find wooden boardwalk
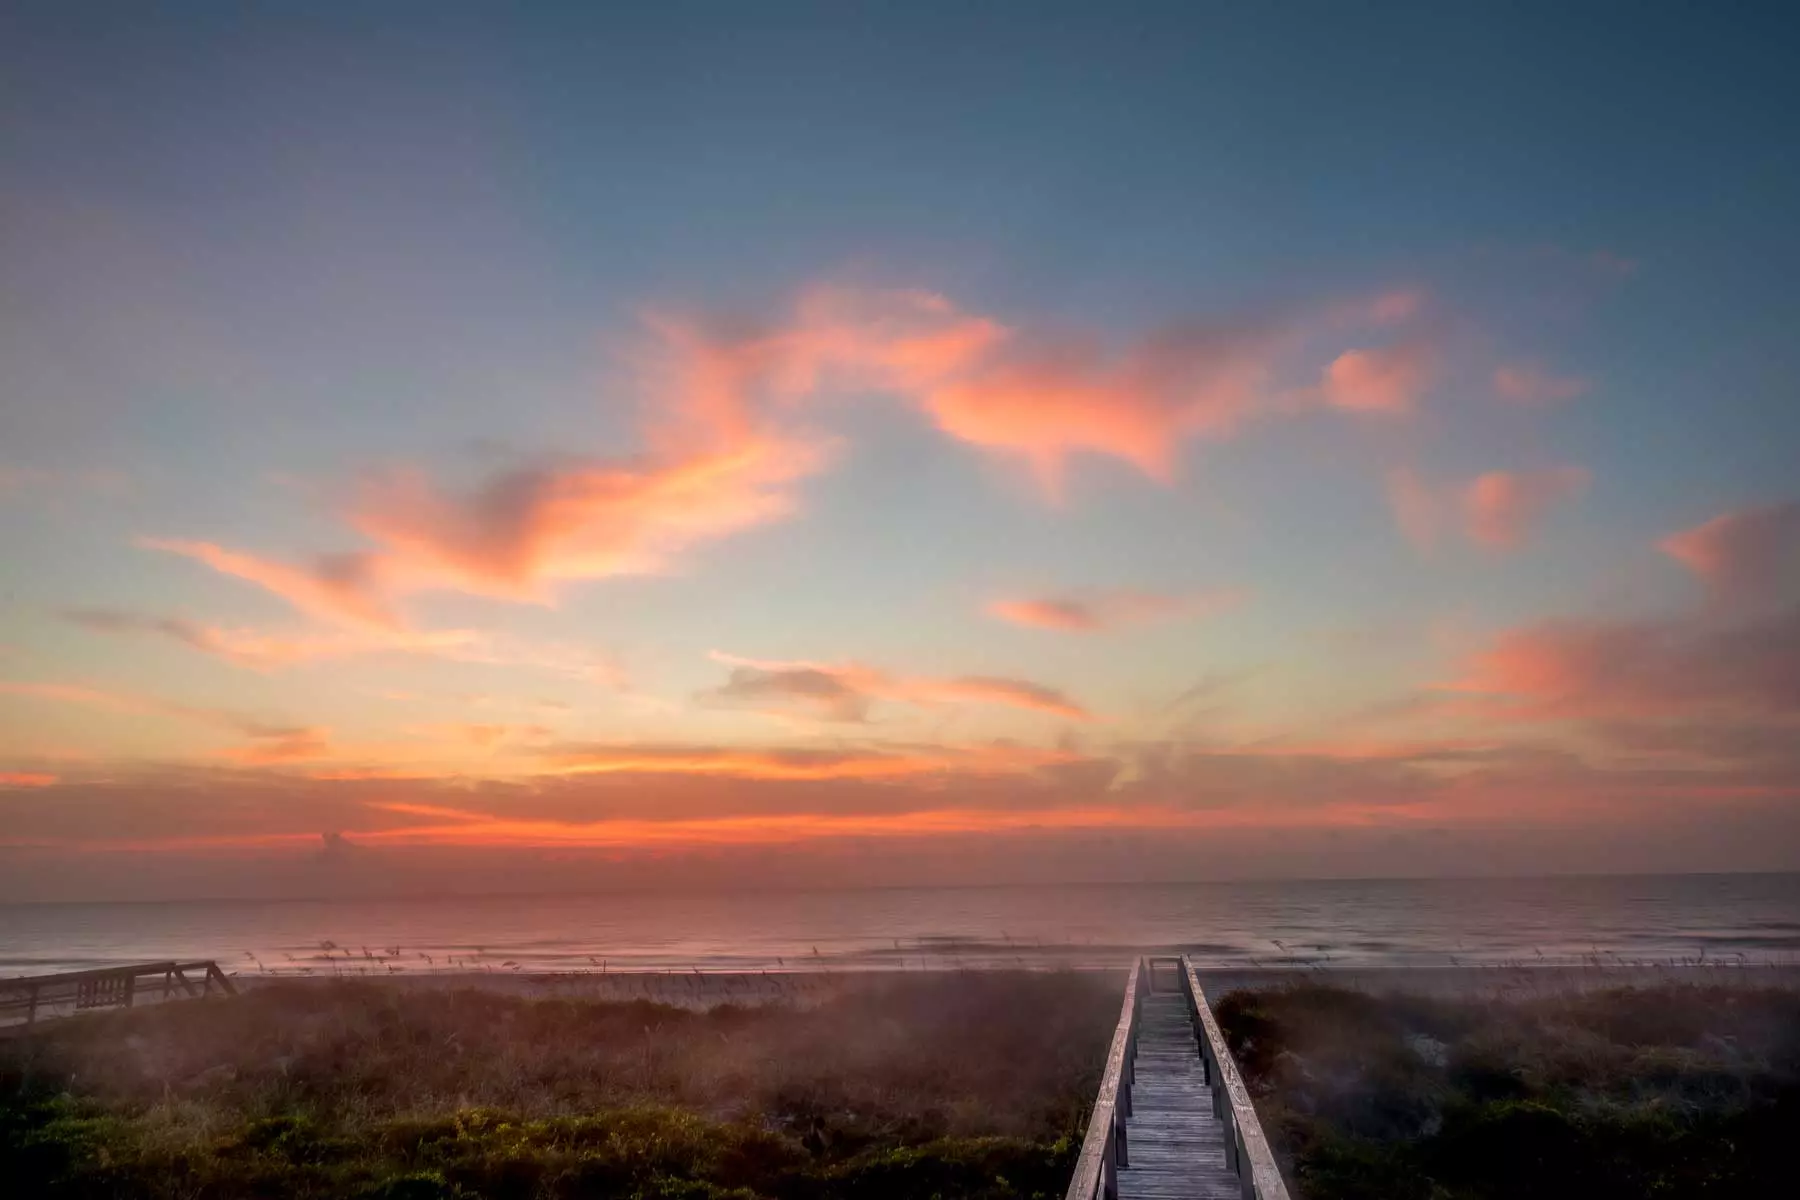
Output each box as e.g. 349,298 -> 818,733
1,961 -> 235,1031
1067,957 -> 1289,1200
1118,987 -> 1238,1199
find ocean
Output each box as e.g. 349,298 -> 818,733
4,873 -> 1798,979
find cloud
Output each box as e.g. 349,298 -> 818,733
917,323 -> 1285,496
703,653 -> 1093,722
415,723 -> 555,748
986,588 -> 1242,633
0,771 -> 58,788
1660,501 -> 1800,602
0,678 -> 326,757
1384,466 -> 1588,552
217,727 -> 332,764
144,279 -> 1439,637
534,740 -> 1081,781
1319,343 -> 1432,413
1493,362 -> 1588,404
1462,467 -> 1589,549
1445,605 -> 1800,722
61,606 -> 627,684
140,539 -> 398,630
1386,468 -> 1443,550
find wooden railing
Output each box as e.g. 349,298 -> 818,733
0,961 -> 237,1028
1065,958 -> 1145,1200
1066,956 -> 1290,1200
1183,956 -> 1290,1200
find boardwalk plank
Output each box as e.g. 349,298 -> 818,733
1117,992 -> 1239,1200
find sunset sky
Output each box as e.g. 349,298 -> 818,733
3,4 -> 1798,899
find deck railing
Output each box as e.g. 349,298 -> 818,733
1066,956 -> 1290,1200
0,961 -> 237,1029
1065,957 -> 1145,1200
1181,956 -> 1290,1200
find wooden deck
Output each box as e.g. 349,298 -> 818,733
1067,957 -> 1289,1200
1,961 -> 236,1030
1119,987 -> 1238,1199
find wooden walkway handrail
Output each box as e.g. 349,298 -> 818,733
1183,957 -> 1289,1200
1068,956 -> 1290,1200
1065,958 -> 1145,1200
1,960 -> 237,1028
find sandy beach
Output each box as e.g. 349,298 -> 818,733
221,959 -> 1800,1008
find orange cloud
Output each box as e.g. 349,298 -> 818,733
217,727 -> 332,765
1445,606 -> 1800,723
986,588 -> 1242,633
140,539 -> 398,630
1385,467 -> 1443,550
0,771 -> 58,788
1320,343 -> 1432,413
917,324 -> 1282,495
1494,362 -> 1588,404
1660,501 -> 1800,602
1383,465 -> 1588,552
1,678 -> 327,759
535,740 -> 1080,781
704,653 -> 1093,722
1462,466 -> 1589,550
144,280 -> 1442,638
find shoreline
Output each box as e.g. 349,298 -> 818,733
11,961 -> 1800,1029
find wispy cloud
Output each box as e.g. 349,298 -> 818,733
1493,361 -> 1589,404
1443,605 -> 1800,722
1660,500 -> 1800,603
60,606 -> 627,684
533,740 -> 1081,781
1318,343 -> 1433,414
1463,467 -> 1590,549
703,652 -> 1093,722
986,587 -> 1243,633
1386,465 -> 1588,552
139,540 -> 399,630
0,679 -> 326,761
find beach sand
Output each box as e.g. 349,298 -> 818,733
227,960 -> 1800,1009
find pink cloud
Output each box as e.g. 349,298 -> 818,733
216,727 -> 333,765
917,324 -> 1284,496
1385,468 -> 1443,551
143,279 -> 1442,628
139,539 -> 398,630
704,653 -> 1093,722
1320,343 -> 1432,413
1494,362 -> 1589,404
1446,605 -> 1800,723
1660,501 -> 1800,602
986,588 -> 1242,632
1384,465 -> 1588,552
0,771 -> 58,788
1461,466 -> 1589,550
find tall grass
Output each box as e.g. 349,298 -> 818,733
2,970 -> 1119,1199
1215,981 -> 1800,1200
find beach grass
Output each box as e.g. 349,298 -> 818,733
1214,981 -> 1800,1200
1,970 -> 1118,1199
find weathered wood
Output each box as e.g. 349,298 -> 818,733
1071,957 -> 1292,1200
1184,958 -> 1290,1200
1,961 -> 236,1028
1066,960 -> 1144,1200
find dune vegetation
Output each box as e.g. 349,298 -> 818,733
1,971 -> 1118,1199
1214,982 -> 1800,1200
